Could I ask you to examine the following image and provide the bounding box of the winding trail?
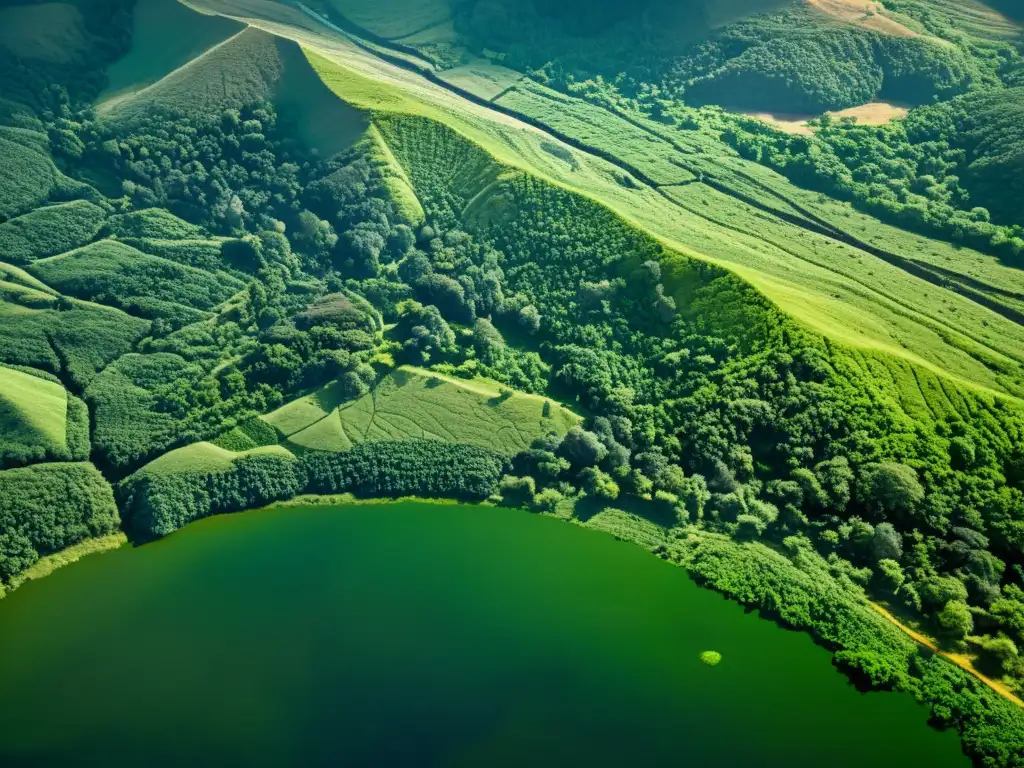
[870,602,1024,708]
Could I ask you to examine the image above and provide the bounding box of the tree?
[872,522,903,562]
[518,304,541,334]
[937,600,974,640]
[579,466,619,500]
[559,427,607,467]
[499,475,536,505]
[876,558,905,594]
[858,462,924,516]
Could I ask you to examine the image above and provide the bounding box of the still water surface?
[0,502,968,766]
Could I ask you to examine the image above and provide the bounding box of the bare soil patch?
[806,0,918,37]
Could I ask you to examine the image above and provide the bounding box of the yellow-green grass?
[103,207,206,240]
[0,365,68,456]
[358,125,425,225]
[328,0,452,40]
[136,441,295,476]
[495,80,696,185]
[185,0,1024,403]
[0,2,88,64]
[99,0,244,102]
[0,262,58,296]
[438,60,524,101]
[268,366,578,455]
[0,200,107,265]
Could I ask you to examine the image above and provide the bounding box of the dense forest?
[2,0,1024,763]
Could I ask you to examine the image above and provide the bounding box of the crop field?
[358,125,426,226]
[267,366,577,455]
[495,80,696,185]
[438,60,524,101]
[805,0,919,37]
[0,365,68,462]
[99,0,244,101]
[328,0,453,40]
[0,201,107,265]
[27,240,243,316]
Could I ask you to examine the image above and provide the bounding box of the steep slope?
[98,22,367,158]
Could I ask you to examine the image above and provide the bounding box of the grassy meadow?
[267,366,577,455]
[0,365,69,462]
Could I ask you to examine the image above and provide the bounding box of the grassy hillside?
[99,0,244,101]
[266,366,577,455]
[0,201,108,264]
[98,24,367,158]
[0,365,68,465]
[135,440,294,476]
[295,47,1024,400]
[27,240,243,319]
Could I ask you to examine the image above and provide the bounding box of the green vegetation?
[2,0,1024,761]
[27,240,242,319]
[699,650,722,666]
[0,462,119,585]
[120,443,302,537]
[0,200,107,265]
[274,366,576,455]
[0,365,74,467]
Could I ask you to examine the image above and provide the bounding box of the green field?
[135,441,296,476]
[263,38,1024,403]
[266,366,577,455]
[328,0,453,39]
[0,365,68,463]
[438,60,523,101]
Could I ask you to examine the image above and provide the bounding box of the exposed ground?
[805,0,918,36]
[871,603,1024,709]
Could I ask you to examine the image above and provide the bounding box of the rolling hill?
[2,0,1024,760]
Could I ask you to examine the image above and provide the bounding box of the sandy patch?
[806,0,918,37]
[741,112,815,135]
[828,101,909,124]
[0,3,89,63]
[742,101,908,134]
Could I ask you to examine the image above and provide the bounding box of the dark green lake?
[0,502,967,766]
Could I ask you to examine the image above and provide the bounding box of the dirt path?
[870,602,1024,708]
